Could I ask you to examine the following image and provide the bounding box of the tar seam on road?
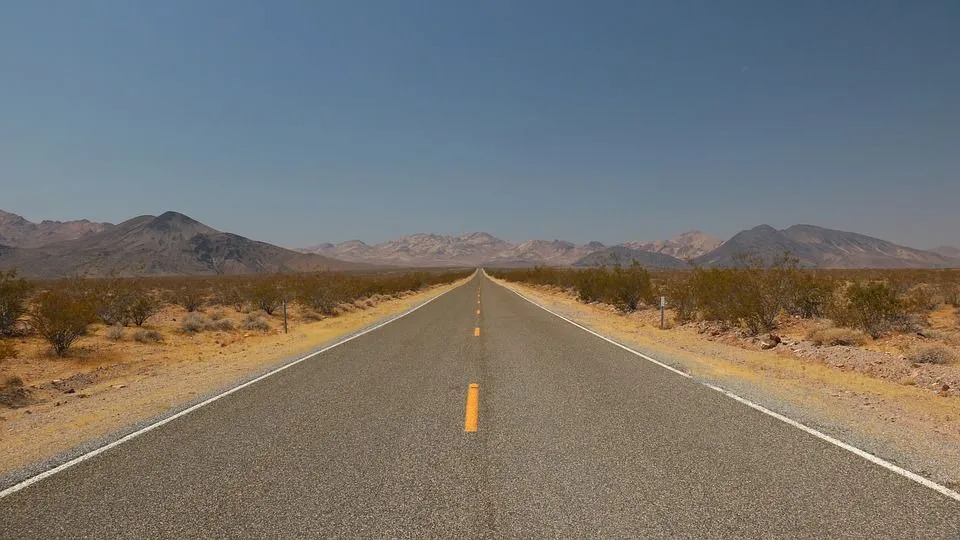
[464,384,480,432]
[0,275,474,500]
[484,270,960,504]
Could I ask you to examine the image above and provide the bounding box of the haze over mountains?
[0,209,957,277]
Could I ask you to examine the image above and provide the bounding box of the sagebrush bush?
[211,318,234,331]
[107,325,125,341]
[31,289,96,356]
[242,314,270,332]
[133,329,164,343]
[805,327,868,347]
[0,270,32,337]
[181,313,211,333]
[907,344,955,365]
[209,310,226,321]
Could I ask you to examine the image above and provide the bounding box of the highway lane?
[1,273,959,538]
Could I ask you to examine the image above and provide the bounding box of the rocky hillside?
[0,210,113,248]
[695,224,959,268]
[622,230,722,260]
[0,211,366,278]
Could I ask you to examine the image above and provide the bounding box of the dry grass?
[0,340,17,361]
[132,329,164,343]
[106,325,125,341]
[806,327,869,347]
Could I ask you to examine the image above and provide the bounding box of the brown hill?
[0,211,366,278]
[695,224,959,268]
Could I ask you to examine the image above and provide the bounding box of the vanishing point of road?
[1,272,959,538]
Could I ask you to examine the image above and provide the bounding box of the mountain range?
[0,210,364,278]
[1,209,957,277]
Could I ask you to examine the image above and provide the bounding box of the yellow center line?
[476,309,481,315]
[474,327,480,337]
[464,383,479,432]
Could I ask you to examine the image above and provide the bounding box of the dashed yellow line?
[474,327,480,337]
[464,384,479,432]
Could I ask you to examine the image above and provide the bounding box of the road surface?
[2,273,959,538]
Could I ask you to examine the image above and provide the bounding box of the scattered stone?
[759,333,781,350]
[64,388,76,394]
[112,384,126,390]
[79,393,88,398]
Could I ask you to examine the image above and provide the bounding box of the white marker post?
[660,296,665,329]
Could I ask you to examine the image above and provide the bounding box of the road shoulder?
[488,275,960,492]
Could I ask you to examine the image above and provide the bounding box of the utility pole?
[282,299,288,334]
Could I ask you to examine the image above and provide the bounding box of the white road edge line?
[483,270,960,503]
[0,272,476,499]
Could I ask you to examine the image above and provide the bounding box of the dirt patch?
[0,377,32,409]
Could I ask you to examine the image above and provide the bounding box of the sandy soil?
[0,279,468,478]
[493,278,960,490]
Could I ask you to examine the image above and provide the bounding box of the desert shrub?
[831,282,907,338]
[93,278,133,326]
[181,313,211,333]
[248,281,282,316]
[242,313,270,332]
[128,292,160,326]
[133,329,164,343]
[107,324,125,341]
[609,264,653,312]
[805,327,868,347]
[0,270,32,336]
[905,284,941,312]
[295,275,342,315]
[907,344,955,365]
[171,287,205,312]
[214,285,248,312]
[0,340,17,361]
[209,310,226,321]
[31,289,96,356]
[663,276,696,323]
[786,272,835,318]
[942,283,960,308]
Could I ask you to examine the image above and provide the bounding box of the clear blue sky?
[2,1,958,249]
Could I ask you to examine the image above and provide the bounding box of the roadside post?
[282,299,288,334]
[660,296,665,329]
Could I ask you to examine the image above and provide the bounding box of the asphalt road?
[2,273,959,538]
